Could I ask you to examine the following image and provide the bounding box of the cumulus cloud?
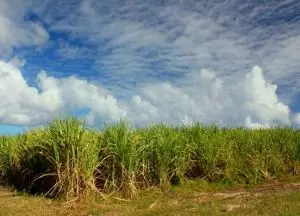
[0,61,125,125]
[123,65,294,128]
[242,66,290,124]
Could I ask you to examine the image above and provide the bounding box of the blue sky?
[0,0,300,134]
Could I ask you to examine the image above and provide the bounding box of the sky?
[0,0,300,134]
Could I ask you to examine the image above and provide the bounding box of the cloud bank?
[0,60,298,128]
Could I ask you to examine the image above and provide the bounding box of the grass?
[0,117,299,202]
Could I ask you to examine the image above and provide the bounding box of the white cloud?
[9,56,26,69]
[242,66,290,124]
[244,116,271,129]
[30,22,49,45]
[0,61,61,125]
[56,41,96,59]
[85,111,97,126]
[0,61,125,125]
[295,114,300,125]
[0,0,49,57]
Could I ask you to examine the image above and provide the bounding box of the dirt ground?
[0,182,300,215]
